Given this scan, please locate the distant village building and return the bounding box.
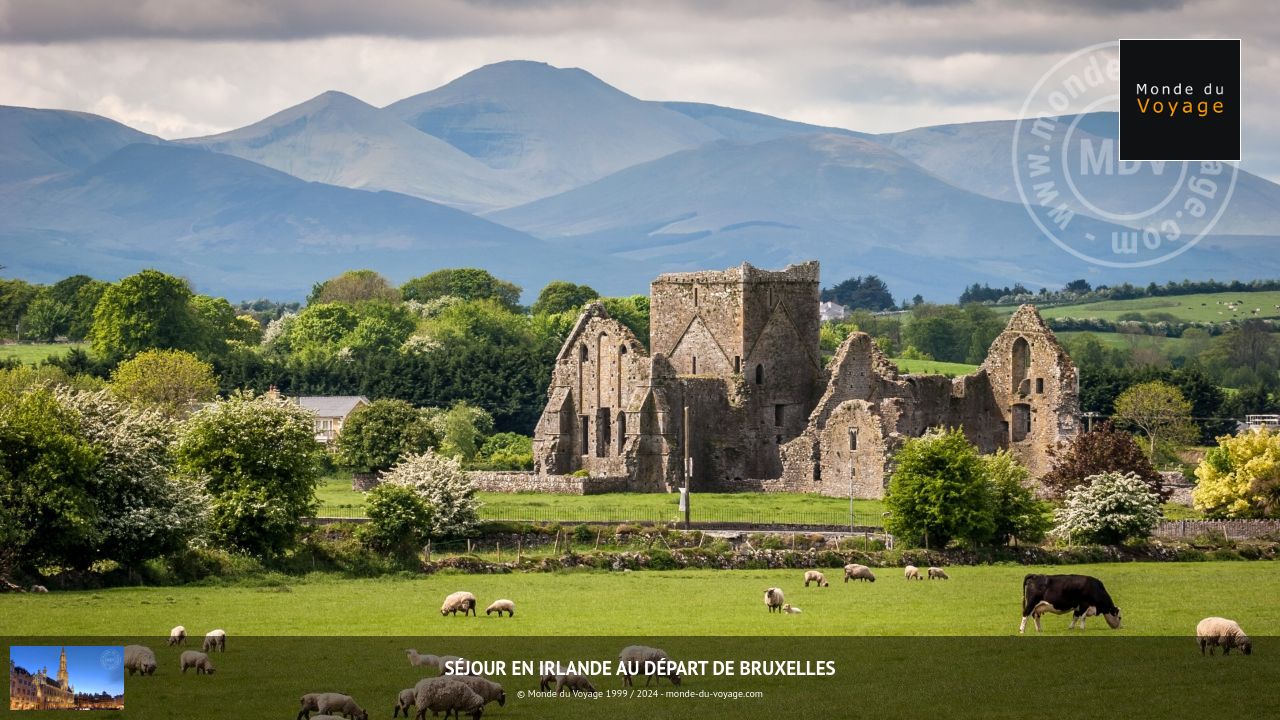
[819,301,849,322]
[1242,414,1280,432]
[532,262,1079,498]
[293,395,369,443]
[9,648,74,710]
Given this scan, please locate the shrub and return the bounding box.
[361,484,433,558]
[334,398,438,473]
[1042,422,1164,498]
[885,429,994,547]
[379,451,481,539]
[473,432,534,470]
[1053,471,1162,545]
[983,450,1051,545]
[1193,429,1280,518]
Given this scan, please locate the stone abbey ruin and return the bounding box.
[531,262,1079,498]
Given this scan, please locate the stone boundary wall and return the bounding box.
[1155,519,1280,539]
[465,471,629,495]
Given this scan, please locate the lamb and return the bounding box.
[619,645,681,687]
[485,599,515,617]
[449,675,506,707]
[1196,617,1253,656]
[843,564,876,583]
[179,650,215,675]
[168,625,187,646]
[555,674,597,696]
[764,587,785,613]
[297,692,369,720]
[782,604,802,614]
[202,629,226,653]
[904,565,923,581]
[928,567,950,580]
[393,688,416,718]
[413,678,486,720]
[803,571,829,587]
[30,585,48,593]
[123,645,157,676]
[441,591,478,617]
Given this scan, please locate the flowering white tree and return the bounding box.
[1053,471,1162,545]
[380,451,481,538]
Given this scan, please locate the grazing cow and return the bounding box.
[1020,574,1121,633]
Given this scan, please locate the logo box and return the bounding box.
[1119,39,1240,161]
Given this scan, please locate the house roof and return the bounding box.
[294,396,369,418]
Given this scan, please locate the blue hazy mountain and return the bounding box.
[0,105,160,183]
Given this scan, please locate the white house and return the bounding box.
[294,396,369,443]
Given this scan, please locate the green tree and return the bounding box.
[309,269,400,305]
[474,432,534,470]
[1114,381,1198,458]
[360,483,433,559]
[188,295,241,357]
[1041,422,1163,498]
[21,293,72,342]
[600,295,650,348]
[884,429,995,547]
[377,451,480,539]
[334,399,438,473]
[174,391,321,557]
[1053,472,1161,544]
[90,269,197,359]
[428,402,495,463]
[982,450,1051,544]
[400,268,522,311]
[0,278,38,341]
[286,303,359,354]
[1193,429,1280,518]
[109,349,218,417]
[532,281,600,315]
[820,275,895,311]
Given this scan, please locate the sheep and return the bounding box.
[540,662,571,691]
[803,571,829,587]
[1196,617,1253,656]
[297,692,369,720]
[555,674,597,696]
[123,645,157,676]
[413,678,486,720]
[764,587,785,613]
[30,585,48,593]
[179,650,215,675]
[904,565,923,581]
[168,625,187,646]
[619,645,681,687]
[782,604,802,614]
[203,629,226,653]
[393,688,416,718]
[928,567,950,580]
[441,591,478,617]
[406,649,443,670]
[449,675,506,707]
[843,564,876,583]
[485,599,515,617]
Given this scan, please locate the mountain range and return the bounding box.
[2,60,1277,301]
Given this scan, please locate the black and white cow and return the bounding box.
[1020,574,1121,633]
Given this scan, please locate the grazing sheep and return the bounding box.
[803,571,829,587]
[168,625,186,646]
[904,565,923,581]
[202,629,226,653]
[123,645,157,676]
[30,585,48,593]
[555,674,597,696]
[1196,617,1253,656]
[441,591,478,617]
[764,587,785,613]
[179,650,215,675]
[782,604,802,614]
[450,675,506,707]
[540,662,572,691]
[406,649,442,670]
[413,678,486,720]
[618,645,681,687]
[393,688,416,718]
[928,567,950,580]
[485,599,515,617]
[297,692,369,720]
[843,564,876,583]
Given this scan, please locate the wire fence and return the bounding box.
[312,504,887,530]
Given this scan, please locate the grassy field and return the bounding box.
[4,564,1274,719]
[889,357,979,376]
[1008,291,1280,323]
[0,341,85,364]
[1057,330,1193,354]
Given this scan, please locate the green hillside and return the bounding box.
[1001,291,1280,323]
[0,342,85,364]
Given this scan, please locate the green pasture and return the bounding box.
[1008,291,1280,323]
[889,357,980,376]
[0,341,84,364]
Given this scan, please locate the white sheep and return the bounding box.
[764,587,785,613]
[540,662,572,691]
[803,571,829,587]
[619,645,681,687]
[297,692,369,720]
[406,649,442,670]
[393,688,416,718]
[123,645,157,676]
[485,599,515,617]
[904,565,923,581]
[441,591,478,617]
[203,629,226,653]
[1196,617,1253,656]
[928,567,949,580]
[413,678,486,720]
[168,625,187,646]
[179,650,215,675]
[555,674,597,696]
[30,585,48,593]
[782,604,802,614]
[843,564,876,583]
[449,675,506,707]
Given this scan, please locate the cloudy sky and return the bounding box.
[2,0,1276,178]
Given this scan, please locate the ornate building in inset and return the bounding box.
[9,648,75,710]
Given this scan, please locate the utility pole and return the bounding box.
[1084,411,1099,433]
[681,403,691,530]
[848,428,857,533]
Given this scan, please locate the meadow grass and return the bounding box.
[889,357,980,376]
[1003,291,1280,323]
[0,341,85,364]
